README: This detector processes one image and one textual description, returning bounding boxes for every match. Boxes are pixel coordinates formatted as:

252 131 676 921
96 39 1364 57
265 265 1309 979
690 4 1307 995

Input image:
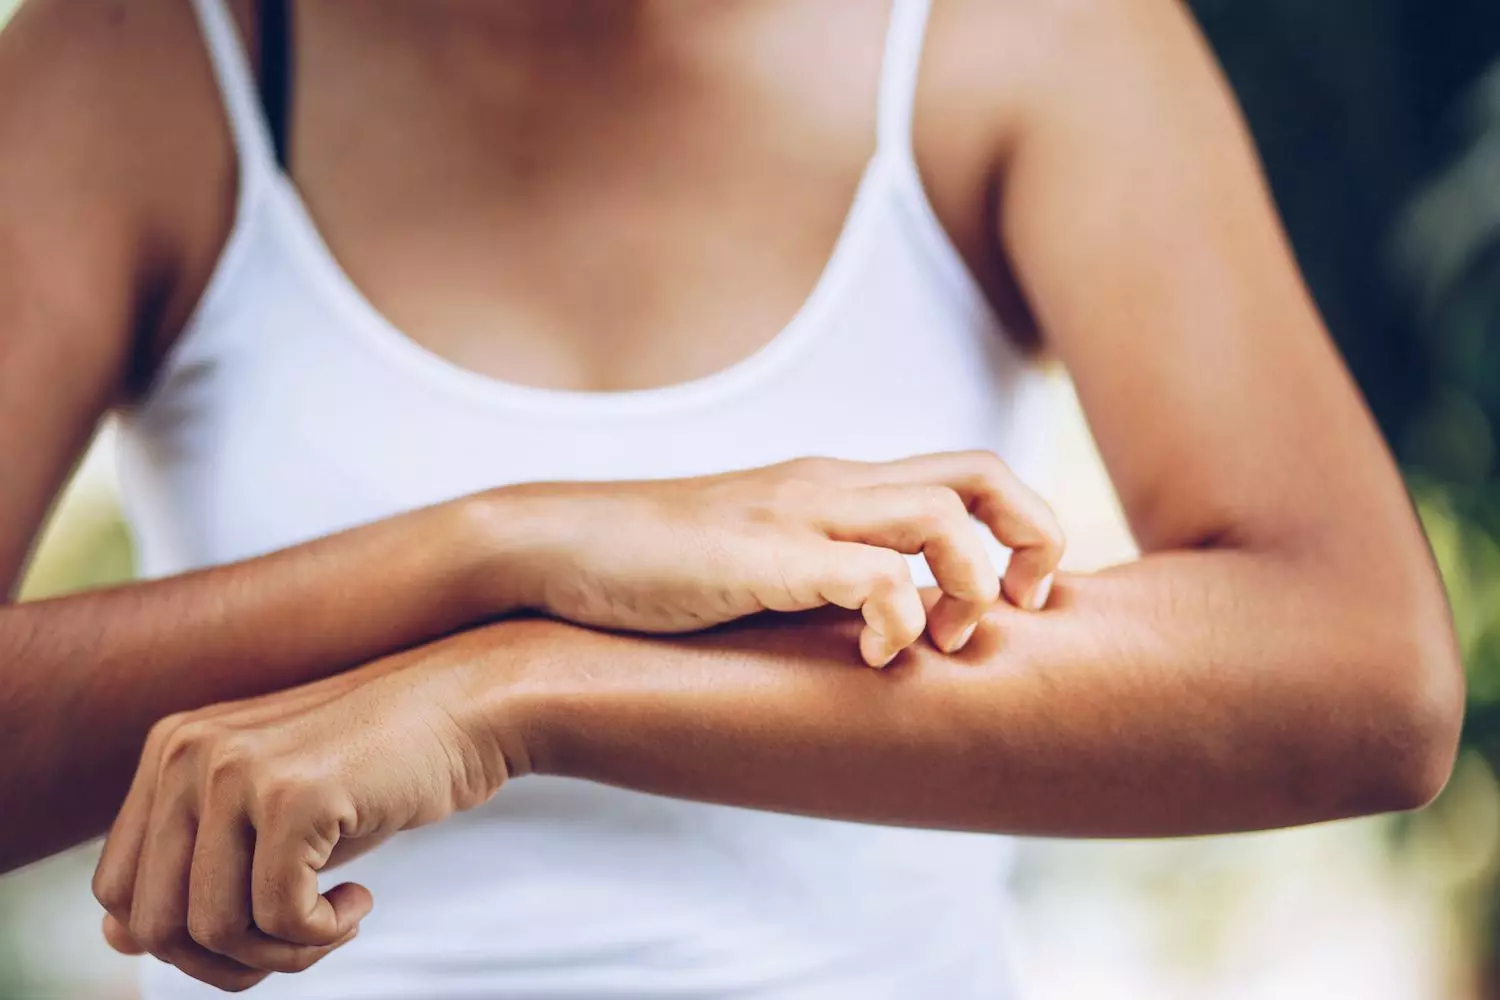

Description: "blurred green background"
3 0 1500 997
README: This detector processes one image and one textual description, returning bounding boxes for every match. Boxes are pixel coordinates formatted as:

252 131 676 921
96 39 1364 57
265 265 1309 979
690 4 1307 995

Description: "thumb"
325 881 375 937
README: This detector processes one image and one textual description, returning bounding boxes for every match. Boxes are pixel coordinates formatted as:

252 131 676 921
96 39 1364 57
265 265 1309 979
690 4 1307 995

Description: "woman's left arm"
498 0 1462 831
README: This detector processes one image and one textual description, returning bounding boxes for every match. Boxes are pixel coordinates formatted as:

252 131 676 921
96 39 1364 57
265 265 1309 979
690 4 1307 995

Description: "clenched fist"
92 640 517 992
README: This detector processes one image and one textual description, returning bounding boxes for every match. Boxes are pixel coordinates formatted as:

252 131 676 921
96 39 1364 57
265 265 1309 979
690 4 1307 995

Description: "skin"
0 0 1466 991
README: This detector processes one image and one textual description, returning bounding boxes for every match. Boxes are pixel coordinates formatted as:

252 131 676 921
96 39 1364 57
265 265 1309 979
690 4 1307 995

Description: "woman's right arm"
0 0 558 873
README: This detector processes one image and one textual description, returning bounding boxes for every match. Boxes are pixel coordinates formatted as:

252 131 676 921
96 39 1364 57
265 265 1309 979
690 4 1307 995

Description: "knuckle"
774 472 822 500
918 486 969 526
160 720 218 772
130 914 178 956
146 711 191 744
906 486 945 522
143 711 192 760
870 552 911 591
966 449 1010 476
781 456 840 482
186 914 234 952
751 477 821 521
205 738 260 791
92 869 129 916
1037 514 1067 556
973 457 1017 496
253 768 320 821
255 905 307 943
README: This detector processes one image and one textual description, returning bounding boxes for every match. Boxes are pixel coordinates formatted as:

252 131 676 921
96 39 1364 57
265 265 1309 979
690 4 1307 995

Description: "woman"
0 0 1463 996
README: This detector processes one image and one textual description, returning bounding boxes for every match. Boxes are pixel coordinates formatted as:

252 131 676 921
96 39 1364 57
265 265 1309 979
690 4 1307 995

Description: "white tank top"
117 0 1056 996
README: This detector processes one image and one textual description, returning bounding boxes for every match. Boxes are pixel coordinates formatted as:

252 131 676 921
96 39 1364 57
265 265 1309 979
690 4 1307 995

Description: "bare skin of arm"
90 0 1464 989
0 0 528 864
456 0 1467 836
0 0 1060 874
0 1 491 872
516 0 1469 822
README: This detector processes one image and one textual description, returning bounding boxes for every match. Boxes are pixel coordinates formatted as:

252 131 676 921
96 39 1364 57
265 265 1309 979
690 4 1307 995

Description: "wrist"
444 488 557 621
444 619 574 783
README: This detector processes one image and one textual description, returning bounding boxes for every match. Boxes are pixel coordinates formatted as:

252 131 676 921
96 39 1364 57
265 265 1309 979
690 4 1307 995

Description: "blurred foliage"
18 499 134 602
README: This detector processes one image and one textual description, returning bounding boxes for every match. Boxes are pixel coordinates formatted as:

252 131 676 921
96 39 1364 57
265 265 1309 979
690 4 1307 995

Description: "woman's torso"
116 1 1056 995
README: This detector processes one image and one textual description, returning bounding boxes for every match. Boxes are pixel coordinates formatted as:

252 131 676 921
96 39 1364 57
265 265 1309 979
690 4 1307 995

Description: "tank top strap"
875 0 935 160
189 0 280 181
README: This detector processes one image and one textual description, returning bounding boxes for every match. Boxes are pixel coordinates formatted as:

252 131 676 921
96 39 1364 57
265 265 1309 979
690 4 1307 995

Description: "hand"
495 451 1064 667
91 638 515 992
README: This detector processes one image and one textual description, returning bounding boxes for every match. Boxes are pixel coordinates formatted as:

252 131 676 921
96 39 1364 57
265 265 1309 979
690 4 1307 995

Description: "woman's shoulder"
0 0 240 398
926 0 1182 130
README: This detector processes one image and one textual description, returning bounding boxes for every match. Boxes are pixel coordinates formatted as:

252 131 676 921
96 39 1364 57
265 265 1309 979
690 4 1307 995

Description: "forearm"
0 494 522 871
1 448 1065 871
471 550 1461 838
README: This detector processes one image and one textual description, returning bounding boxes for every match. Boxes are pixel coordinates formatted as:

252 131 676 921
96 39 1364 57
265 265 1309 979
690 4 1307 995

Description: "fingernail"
1028 574 1055 611
948 623 978 653
862 633 893 668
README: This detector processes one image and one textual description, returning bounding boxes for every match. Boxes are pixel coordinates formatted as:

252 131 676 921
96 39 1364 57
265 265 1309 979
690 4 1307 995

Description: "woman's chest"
280 0 897 394
116 212 1051 573
253 0 1029 396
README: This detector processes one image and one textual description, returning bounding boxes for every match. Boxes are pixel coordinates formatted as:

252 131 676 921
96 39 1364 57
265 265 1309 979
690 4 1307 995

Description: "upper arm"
992 0 1430 582
0 0 220 596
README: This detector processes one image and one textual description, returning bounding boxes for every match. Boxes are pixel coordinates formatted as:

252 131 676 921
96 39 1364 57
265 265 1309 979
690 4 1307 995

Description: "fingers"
813 543 927 668
186 801 257 959
251 788 371 949
189 792 351 974
766 451 1061 662
93 714 177 938
127 790 269 992
92 693 340 938
96 708 369 991
863 451 1065 612
815 484 1000 655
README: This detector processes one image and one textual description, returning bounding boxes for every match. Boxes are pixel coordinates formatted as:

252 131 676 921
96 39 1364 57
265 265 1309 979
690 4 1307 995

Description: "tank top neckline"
176 0 1006 422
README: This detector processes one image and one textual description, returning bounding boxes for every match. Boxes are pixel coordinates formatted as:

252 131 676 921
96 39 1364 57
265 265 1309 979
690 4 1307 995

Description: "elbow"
1340 608 1465 817
1360 704 1462 817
